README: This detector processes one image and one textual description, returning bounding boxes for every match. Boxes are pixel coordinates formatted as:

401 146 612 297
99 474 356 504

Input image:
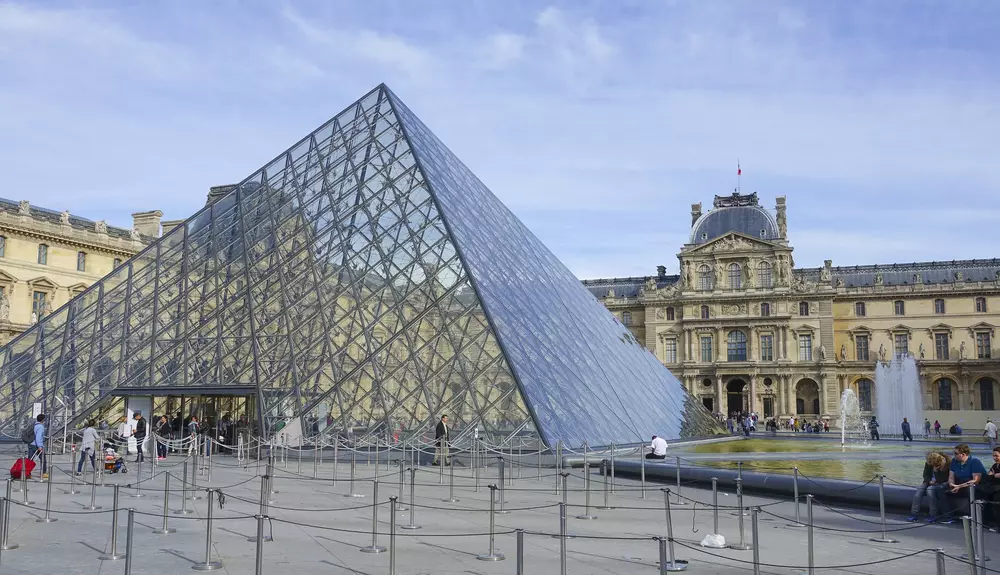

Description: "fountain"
874 354 924 435
839 389 870 447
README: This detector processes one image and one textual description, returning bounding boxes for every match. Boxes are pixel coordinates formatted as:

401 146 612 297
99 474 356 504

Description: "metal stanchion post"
962 516 977 575
559 502 567 575
312 443 318 479
124 509 135 575
346 449 364 498
13 453 25 493
396 464 408 511
443 456 459 503
975 500 989 570
389 496 397 575
477 484 505 561
497 457 509 514
191 458 202 500
935 548 946 575
576 459 597 520
751 507 761 575
711 477 720 537
36 465 58 523
731 474 749 516
360 479 386 553
20 456 32 505
641 454 646 499
0 494 18 551
191 489 223 570
516 529 524 574
660 489 688 571
869 475 898 543
610 443 616 494
475 442 481 493
247 475 273 542
728 478 751 550
787 466 804 527
255 514 265 575
805 494 815 575
132 458 144 499
68 448 80 494
400 468 421 530
85 463 102 510
537 447 542 481
99 484 126 560
333 440 339 486
153 472 176 534
297 439 302 474
555 440 562 496
673 456 687 505
177 461 193 515
597 459 611 510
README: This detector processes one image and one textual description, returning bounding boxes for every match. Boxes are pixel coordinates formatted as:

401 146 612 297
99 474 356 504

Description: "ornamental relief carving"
721 303 747 316
711 235 758 253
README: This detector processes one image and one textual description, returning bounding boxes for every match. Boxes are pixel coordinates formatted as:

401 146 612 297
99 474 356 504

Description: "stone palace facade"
583 192 1000 429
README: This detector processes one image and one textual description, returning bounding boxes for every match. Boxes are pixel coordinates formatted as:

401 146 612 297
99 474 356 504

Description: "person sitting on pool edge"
646 435 668 460
946 443 987 517
906 451 951 523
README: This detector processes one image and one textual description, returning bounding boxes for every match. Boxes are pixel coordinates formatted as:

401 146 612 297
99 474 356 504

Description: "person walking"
28 414 48 480
187 416 200 455
77 419 100 475
133 411 147 463
432 415 450 466
901 418 913 442
984 418 997 449
934 420 942 436
924 418 932 437
155 415 171 460
869 416 880 441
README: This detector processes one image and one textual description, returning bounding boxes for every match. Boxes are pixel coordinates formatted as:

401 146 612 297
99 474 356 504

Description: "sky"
1 1 998 279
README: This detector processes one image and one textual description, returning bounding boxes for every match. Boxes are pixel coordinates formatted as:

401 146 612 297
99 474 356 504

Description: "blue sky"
1 1 998 279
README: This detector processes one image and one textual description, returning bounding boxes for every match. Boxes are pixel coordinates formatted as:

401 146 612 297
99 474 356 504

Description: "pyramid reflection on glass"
0 85 723 448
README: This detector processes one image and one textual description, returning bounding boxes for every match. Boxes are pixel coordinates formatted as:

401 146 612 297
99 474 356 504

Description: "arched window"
761 302 771 317
700 305 710 319
665 307 675 321
855 302 866 317
698 265 713 291
77 251 86 272
728 263 742 289
937 379 954 410
727 330 748 361
758 261 772 288
979 378 996 410
856 379 874 412
621 311 632 326
799 302 809 316
975 297 987 313
894 300 905 316
934 299 946 314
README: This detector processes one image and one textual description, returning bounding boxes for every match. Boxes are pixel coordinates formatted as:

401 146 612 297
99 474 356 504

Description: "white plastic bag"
700 533 726 548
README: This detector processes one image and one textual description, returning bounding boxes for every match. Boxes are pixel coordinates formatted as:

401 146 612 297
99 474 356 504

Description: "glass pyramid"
0 85 722 448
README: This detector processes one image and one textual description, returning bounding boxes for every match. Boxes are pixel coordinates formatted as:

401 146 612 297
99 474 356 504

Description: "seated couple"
645 435 668 460
909 444 1000 529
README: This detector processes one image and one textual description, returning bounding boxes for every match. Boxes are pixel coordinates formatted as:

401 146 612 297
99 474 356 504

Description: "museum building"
583 192 1000 429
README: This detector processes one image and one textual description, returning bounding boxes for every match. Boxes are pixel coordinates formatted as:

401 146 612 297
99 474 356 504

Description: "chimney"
161 219 185 236
691 202 702 227
656 265 666 280
131 210 163 238
207 184 238 206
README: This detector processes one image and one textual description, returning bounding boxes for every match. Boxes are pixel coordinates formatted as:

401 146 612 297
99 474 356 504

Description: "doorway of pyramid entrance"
726 379 748 415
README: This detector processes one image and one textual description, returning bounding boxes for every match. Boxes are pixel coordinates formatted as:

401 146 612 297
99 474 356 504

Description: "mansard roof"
795 258 1000 288
582 275 679 299
0 197 146 241
690 192 780 245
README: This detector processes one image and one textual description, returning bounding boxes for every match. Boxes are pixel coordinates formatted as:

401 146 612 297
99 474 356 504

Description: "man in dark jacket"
433 415 450 466
133 411 147 463
907 451 950 522
901 418 913 441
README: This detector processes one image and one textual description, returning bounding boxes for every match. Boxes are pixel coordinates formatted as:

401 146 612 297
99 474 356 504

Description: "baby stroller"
103 447 128 474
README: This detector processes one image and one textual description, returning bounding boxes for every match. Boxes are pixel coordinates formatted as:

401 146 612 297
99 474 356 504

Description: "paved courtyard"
0 447 990 574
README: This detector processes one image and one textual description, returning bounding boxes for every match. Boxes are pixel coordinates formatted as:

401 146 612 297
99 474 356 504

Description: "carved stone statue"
60 210 70 225
840 344 847 362
959 341 966 359
606 288 615 299
955 271 964 282
776 209 787 238
18 200 30 216
686 261 695 288
874 272 884 286
780 256 792 286
818 344 826 361
819 267 832 283
0 291 9 321
914 273 922 284
43 301 52 317
878 344 886 362
95 220 108 234
714 260 726 286
919 343 925 359
130 226 141 241
30 312 37 325
835 278 845 288
746 261 756 287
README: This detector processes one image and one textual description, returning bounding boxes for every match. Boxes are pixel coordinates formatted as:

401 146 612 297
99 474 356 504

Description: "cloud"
480 33 527 70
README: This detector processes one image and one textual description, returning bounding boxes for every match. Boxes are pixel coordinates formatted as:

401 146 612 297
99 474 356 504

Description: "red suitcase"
10 456 36 480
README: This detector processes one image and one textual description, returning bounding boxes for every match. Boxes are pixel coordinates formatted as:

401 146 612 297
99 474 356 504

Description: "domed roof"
690 193 779 244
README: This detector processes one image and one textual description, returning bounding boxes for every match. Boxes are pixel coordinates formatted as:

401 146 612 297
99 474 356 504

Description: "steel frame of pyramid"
0 85 722 448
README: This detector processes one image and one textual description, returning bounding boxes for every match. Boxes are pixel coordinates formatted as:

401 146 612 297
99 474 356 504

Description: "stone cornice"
833 281 1000 299
0 214 147 257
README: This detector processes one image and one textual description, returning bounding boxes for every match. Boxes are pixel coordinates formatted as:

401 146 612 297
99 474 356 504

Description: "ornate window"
666 307 675 321
0 236 5 258
727 330 747 362
37 244 48 265
760 334 773 361
977 332 991 359
979 378 996 410
77 251 86 272
975 297 987 313
621 311 632 326
758 261 772 288
664 339 677 363
855 302 866 317
701 305 709 319
856 379 874 412
894 300 905 316
31 291 47 320
934 299 945 314
937 378 954 410
700 336 713 362
894 333 909 357
855 334 870 361
761 302 770 317
799 302 809 316
798 334 813 361
934 333 949 360
728 263 742 289
698 265 713 291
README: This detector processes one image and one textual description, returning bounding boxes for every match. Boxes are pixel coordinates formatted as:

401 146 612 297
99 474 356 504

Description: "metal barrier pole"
247 474 272 542
787 466 804 527
177 461 193 514
751 507 761 575
673 456 687 505
475 441 481 493
537 447 542 481
498 457 509 514
0 494 18 551
444 455 459 503
728 478 751 550
559 502 567 575
974 500 989 569
255 514 265 575
610 443 616 494
576 459 597 520
346 449 364 498
935 548 946 575
99 484 125 560
389 496 397 575
124 508 135 575
439 447 445 484
597 459 611 510
869 474 898 543
333 440 338 486
555 440 562 495
476 484 505 561
516 529 524 574
20 454 32 504
85 462 101 510
962 516 977 575
400 468 421 530
396 464 408 511
297 438 302 474
37 465 57 523
68 447 80 494
14 453 25 494
806 494 815 575
660 489 688 571
132 458 144 499
711 477 720 536
191 457 202 500
641 454 646 499
731 472 749 516
191 489 223 570
360 479 387 553
312 442 318 479
207 440 213 482
153 472 176 534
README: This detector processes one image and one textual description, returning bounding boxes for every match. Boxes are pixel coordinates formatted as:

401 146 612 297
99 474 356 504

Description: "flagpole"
737 159 741 193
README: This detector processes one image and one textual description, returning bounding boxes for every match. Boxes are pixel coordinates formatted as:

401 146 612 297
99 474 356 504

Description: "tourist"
187 416 200 455
981 447 1000 531
869 416 880 441
76 419 100 475
133 411 147 463
646 435 668 459
28 414 48 480
924 418 932 437
901 418 913 442
171 412 182 453
946 443 987 516
906 451 950 522
984 418 997 449
934 420 942 436
155 415 171 460
823 421 829 433
433 414 450 466
116 416 132 454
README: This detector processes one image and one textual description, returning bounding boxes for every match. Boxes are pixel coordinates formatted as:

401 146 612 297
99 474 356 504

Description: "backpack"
21 425 34 445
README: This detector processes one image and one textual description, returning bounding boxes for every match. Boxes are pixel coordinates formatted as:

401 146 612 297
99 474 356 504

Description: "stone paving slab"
0 449 990 574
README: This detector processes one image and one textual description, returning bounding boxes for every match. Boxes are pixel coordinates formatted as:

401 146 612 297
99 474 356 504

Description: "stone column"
716 376 725 415
748 327 757 361
781 327 790 360
748 375 757 415
717 328 727 362
818 373 828 417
